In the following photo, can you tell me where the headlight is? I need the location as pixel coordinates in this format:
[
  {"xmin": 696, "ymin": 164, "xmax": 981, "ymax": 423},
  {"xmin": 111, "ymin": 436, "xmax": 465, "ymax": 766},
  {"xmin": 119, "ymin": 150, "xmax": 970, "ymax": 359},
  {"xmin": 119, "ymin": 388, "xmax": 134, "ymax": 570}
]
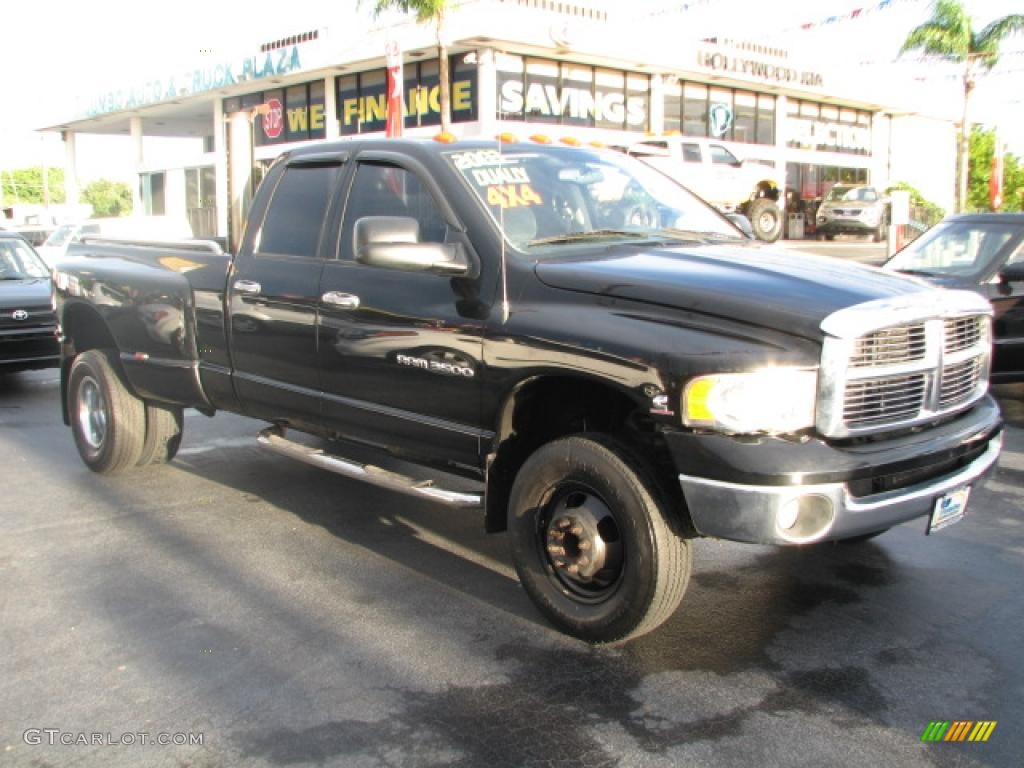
[{"xmin": 683, "ymin": 368, "xmax": 818, "ymax": 434}]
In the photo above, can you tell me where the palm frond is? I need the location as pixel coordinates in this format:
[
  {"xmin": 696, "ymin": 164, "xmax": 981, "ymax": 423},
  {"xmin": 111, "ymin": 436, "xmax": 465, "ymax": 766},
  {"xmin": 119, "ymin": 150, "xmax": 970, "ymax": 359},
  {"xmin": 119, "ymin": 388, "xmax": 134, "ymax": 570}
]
[
  {"xmin": 974, "ymin": 14, "xmax": 1024, "ymax": 68},
  {"xmin": 901, "ymin": 0, "xmax": 973, "ymax": 59}
]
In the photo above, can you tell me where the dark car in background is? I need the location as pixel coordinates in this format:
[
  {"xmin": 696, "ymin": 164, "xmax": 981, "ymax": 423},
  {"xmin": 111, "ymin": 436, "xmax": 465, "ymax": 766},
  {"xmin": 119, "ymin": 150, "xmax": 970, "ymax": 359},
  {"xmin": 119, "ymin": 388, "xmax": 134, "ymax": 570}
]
[
  {"xmin": 884, "ymin": 213, "xmax": 1024, "ymax": 383},
  {"xmin": 816, "ymin": 184, "xmax": 889, "ymax": 242},
  {"xmin": 0, "ymin": 232, "xmax": 59, "ymax": 373}
]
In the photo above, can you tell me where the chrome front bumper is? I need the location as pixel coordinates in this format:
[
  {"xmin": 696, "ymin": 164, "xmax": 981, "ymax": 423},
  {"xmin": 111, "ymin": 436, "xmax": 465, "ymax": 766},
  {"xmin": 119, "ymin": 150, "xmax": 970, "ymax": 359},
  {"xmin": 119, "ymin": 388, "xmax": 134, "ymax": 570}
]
[{"xmin": 679, "ymin": 431, "xmax": 1002, "ymax": 545}]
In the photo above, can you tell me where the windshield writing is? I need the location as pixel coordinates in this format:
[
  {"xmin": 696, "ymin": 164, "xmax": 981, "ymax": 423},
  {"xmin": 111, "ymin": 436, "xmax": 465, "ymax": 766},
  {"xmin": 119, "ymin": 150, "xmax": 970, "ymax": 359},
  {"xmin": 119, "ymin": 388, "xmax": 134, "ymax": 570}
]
[{"xmin": 447, "ymin": 145, "xmax": 740, "ymax": 252}]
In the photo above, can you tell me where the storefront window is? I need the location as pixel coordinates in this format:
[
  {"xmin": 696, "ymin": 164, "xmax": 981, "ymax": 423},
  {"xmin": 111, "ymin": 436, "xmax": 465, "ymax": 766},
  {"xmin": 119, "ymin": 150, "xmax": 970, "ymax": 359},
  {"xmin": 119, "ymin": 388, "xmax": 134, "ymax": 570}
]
[
  {"xmin": 526, "ymin": 59, "xmax": 561, "ymax": 124},
  {"xmin": 682, "ymin": 83, "xmax": 707, "ymax": 137},
  {"xmin": 663, "ymin": 80, "xmax": 681, "ymax": 133},
  {"xmin": 141, "ymin": 172, "xmax": 165, "ymax": 216},
  {"xmin": 756, "ymin": 95, "xmax": 775, "ymax": 145},
  {"xmin": 285, "ymin": 85, "xmax": 308, "ymax": 143},
  {"xmin": 733, "ymin": 91, "xmax": 756, "ymax": 143},
  {"xmin": 594, "ymin": 69, "xmax": 625, "ymax": 130},
  {"xmin": 185, "ymin": 167, "xmax": 218, "ymax": 237},
  {"xmin": 562, "ymin": 63, "xmax": 593, "ymax": 128},
  {"xmin": 708, "ymin": 87, "xmax": 732, "ymax": 139},
  {"xmin": 309, "ymin": 81, "xmax": 326, "ymax": 140}
]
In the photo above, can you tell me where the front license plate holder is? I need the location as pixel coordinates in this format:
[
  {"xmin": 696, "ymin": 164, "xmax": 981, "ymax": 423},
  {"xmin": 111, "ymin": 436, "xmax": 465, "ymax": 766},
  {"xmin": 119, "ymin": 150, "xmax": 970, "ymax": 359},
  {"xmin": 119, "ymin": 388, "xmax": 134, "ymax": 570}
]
[{"xmin": 928, "ymin": 486, "xmax": 970, "ymax": 534}]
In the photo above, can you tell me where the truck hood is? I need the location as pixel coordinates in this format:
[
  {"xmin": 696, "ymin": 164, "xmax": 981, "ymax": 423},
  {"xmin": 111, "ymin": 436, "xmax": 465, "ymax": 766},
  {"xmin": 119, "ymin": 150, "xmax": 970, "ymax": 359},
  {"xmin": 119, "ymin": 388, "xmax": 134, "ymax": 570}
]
[
  {"xmin": 0, "ymin": 278, "xmax": 51, "ymax": 310},
  {"xmin": 534, "ymin": 243, "xmax": 929, "ymax": 341}
]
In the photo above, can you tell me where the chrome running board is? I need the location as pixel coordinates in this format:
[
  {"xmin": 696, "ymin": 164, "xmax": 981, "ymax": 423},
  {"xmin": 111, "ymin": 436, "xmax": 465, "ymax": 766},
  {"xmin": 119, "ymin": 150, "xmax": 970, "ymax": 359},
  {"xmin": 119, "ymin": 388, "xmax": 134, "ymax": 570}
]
[{"xmin": 257, "ymin": 425, "xmax": 482, "ymax": 508}]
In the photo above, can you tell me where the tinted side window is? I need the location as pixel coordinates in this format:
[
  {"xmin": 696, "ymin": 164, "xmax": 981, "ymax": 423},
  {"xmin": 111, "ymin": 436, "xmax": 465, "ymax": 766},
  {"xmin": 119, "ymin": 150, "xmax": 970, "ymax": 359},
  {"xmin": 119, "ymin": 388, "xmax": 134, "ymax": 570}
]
[
  {"xmin": 682, "ymin": 143, "xmax": 702, "ymax": 163},
  {"xmin": 340, "ymin": 164, "xmax": 447, "ymax": 258},
  {"xmin": 258, "ymin": 164, "xmax": 340, "ymax": 258},
  {"xmin": 710, "ymin": 146, "xmax": 739, "ymax": 166}
]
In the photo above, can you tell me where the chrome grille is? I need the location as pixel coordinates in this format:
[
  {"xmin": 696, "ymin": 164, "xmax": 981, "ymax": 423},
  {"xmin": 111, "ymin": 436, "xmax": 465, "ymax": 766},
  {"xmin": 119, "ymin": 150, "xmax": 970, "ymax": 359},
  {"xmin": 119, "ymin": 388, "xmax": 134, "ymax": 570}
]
[
  {"xmin": 940, "ymin": 358, "xmax": 983, "ymax": 408},
  {"xmin": 944, "ymin": 316, "xmax": 983, "ymax": 354},
  {"xmin": 817, "ymin": 291, "xmax": 993, "ymax": 438},
  {"xmin": 844, "ymin": 374, "xmax": 927, "ymax": 427},
  {"xmin": 850, "ymin": 324, "xmax": 926, "ymax": 368}
]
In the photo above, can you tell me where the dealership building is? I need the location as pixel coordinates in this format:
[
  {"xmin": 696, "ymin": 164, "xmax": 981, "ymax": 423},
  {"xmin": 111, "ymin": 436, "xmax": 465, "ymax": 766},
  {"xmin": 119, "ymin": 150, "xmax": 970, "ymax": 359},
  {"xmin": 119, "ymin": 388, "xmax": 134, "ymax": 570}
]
[{"xmin": 44, "ymin": 0, "xmax": 958, "ymax": 246}]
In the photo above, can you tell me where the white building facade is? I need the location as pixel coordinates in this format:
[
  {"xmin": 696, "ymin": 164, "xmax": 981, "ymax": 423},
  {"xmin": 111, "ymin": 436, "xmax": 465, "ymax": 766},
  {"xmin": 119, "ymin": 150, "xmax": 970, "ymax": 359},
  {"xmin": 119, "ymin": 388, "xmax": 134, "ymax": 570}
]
[{"xmin": 45, "ymin": 0, "xmax": 957, "ymax": 246}]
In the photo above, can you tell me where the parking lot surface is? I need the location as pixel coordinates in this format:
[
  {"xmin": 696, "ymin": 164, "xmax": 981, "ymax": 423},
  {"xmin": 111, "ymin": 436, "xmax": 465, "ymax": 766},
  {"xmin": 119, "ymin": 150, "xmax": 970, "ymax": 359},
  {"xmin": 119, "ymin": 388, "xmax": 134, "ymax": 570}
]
[{"xmin": 2, "ymin": 370, "xmax": 1022, "ymax": 768}]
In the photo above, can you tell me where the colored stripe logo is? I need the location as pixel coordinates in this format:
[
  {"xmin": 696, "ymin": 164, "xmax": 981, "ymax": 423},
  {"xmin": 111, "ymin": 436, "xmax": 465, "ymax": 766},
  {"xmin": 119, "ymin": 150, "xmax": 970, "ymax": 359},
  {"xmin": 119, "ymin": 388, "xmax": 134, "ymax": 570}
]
[{"xmin": 921, "ymin": 721, "xmax": 996, "ymax": 742}]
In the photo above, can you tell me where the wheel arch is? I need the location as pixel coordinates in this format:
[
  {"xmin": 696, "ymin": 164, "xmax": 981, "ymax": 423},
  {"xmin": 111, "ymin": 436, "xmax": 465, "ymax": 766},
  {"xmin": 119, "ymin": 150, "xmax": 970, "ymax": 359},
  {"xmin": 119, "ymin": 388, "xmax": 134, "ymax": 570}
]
[
  {"xmin": 483, "ymin": 373, "xmax": 686, "ymax": 534},
  {"xmin": 60, "ymin": 302, "xmax": 129, "ymax": 425}
]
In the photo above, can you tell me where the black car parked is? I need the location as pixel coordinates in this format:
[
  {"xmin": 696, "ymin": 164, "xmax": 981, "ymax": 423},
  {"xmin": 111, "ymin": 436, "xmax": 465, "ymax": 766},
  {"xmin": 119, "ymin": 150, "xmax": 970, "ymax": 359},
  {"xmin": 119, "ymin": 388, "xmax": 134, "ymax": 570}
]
[
  {"xmin": 0, "ymin": 232, "xmax": 59, "ymax": 373},
  {"xmin": 884, "ymin": 213, "xmax": 1024, "ymax": 383}
]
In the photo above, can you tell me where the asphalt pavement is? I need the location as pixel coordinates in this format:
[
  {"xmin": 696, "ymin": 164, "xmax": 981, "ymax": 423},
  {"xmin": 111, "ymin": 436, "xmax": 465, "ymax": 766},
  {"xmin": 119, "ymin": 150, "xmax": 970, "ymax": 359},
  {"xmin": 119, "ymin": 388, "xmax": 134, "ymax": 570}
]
[{"xmin": 1, "ymin": 380, "xmax": 1022, "ymax": 765}]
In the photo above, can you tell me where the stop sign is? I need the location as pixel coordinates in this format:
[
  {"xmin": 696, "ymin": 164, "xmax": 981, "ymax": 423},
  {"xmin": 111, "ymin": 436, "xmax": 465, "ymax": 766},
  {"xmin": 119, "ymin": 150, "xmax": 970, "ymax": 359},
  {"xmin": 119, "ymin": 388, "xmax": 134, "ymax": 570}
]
[{"xmin": 263, "ymin": 98, "xmax": 284, "ymax": 139}]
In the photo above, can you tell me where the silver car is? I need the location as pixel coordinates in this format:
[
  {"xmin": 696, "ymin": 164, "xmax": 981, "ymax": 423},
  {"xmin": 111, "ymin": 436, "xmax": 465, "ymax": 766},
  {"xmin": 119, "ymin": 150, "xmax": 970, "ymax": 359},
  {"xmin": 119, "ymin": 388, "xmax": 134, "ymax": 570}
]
[{"xmin": 816, "ymin": 184, "xmax": 888, "ymax": 242}]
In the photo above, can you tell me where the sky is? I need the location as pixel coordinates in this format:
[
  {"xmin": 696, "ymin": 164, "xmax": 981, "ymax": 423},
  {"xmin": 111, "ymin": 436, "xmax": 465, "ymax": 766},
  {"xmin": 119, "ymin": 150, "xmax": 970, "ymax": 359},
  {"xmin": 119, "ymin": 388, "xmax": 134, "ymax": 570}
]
[{"xmin": 1, "ymin": 0, "xmax": 1022, "ymax": 186}]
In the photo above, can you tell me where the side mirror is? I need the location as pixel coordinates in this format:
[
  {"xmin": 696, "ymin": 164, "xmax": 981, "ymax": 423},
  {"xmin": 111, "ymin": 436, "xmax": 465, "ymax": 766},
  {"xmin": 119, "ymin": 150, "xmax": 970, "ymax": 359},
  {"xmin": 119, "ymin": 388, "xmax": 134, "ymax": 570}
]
[
  {"xmin": 999, "ymin": 261, "xmax": 1024, "ymax": 284},
  {"xmin": 725, "ymin": 212, "xmax": 755, "ymax": 239},
  {"xmin": 354, "ymin": 216, "xmax": 471, "ymax": 276}
]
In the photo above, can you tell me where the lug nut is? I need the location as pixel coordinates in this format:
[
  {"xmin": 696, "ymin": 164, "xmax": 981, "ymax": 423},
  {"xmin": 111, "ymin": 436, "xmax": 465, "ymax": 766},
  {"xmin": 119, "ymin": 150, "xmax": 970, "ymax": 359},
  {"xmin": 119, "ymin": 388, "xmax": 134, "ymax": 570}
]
[
  {"xmin": 547, "ymin": 545, "xmax": 565, "ymax": 556},
  {"xmin": 571, "ymin": 525, "xmax": 583, "ymax": 536},
  {"xmin": 578, "ymin": 540, "xmax": 591, "ymax": 551}
]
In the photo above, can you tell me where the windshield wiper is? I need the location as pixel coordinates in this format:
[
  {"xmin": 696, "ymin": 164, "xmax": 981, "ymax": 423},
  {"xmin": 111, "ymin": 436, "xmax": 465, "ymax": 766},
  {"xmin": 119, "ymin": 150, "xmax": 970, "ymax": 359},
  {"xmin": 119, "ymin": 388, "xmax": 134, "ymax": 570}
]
[
  {"xmin": 654, "ymin": 228, "xmax": 745, "ymax": 243},
  {"xmin": 527, "ymin": 229, "xmax": 658, "ymax": 246},
  {"xmin": 0, "ymin": 275, "xmax": 32, "ymax": 280}
]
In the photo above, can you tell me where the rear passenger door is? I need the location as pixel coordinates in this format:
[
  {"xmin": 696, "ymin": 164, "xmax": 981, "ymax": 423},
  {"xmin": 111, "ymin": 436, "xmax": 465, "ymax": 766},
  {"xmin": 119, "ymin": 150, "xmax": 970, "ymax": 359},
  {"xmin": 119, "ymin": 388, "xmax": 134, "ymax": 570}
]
[
  {"xmin": 228, "ymin": 157, "xmax": 344, "ymax": 425},
  {"xmin": 317, "ymin": 154, "xmax": 488, "ymax": 468}
]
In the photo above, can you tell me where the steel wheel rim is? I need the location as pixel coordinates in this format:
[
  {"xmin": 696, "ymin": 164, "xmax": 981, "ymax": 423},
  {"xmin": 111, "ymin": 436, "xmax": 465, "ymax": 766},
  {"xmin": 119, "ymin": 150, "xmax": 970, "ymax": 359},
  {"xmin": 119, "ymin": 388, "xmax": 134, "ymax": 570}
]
[
  {"xmin": 77, "ymin": 375, "xmax": 108, "ymax": 451},
  {"xmin": 758, "ymin": 210, "xmax": 776, "ymax": 231},
  {"xmin": 539, "ymin": 484, "xmax": 624, "ymax": 602}
]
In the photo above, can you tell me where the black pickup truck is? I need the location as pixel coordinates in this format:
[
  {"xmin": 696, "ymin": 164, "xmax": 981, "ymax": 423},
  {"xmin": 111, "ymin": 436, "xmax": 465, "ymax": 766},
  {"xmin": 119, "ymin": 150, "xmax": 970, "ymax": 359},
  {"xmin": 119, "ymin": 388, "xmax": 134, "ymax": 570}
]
[{"xmin": 53, "ymin": 138, "xmax": 1003, "ymax": 643}]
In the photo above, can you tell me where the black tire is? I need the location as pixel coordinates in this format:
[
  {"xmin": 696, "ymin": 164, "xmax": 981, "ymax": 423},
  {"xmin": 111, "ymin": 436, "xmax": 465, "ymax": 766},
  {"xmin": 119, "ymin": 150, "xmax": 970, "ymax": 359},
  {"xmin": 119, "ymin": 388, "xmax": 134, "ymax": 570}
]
[
  {"xmin": 137, "ymin": 401, "xmax": 184, "ymax": 466},
  {"xmin": 872, "ymin": 221, "xmax": 887, "ymax": 243},
  {"xmin": 825, "ymin": 233, "xmax": 836, "ymax": 241},
  {"xmin": 747, "ymin": 198, "xmax": 782, "ymax": 243},
  {"xmin": 507, "ymin": 435, "xmax": 692, "ymax": 643},
  {"xmin": 68, "ymin": 350, "xmax": 146, "ymax": 474}
]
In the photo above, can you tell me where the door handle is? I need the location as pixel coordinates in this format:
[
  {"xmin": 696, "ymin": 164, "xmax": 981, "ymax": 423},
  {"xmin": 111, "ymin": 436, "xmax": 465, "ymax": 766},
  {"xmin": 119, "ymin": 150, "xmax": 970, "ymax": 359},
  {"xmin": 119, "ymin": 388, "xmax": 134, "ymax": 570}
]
[
  {"xmin": 322, "ymin": 291, "xmax": 361, "ymax": 309},
  {"xmin": 233, "ymin": 279, "xmax": 262, "ymax": 296}
]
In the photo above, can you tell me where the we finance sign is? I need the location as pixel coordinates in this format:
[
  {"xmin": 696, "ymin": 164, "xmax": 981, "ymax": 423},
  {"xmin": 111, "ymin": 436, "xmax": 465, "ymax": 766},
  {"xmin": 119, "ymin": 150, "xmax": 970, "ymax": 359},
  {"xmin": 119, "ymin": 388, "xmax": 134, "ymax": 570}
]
[{"xmin": 86, "ymin": 47, "xmax": 303, "ymax": 117}]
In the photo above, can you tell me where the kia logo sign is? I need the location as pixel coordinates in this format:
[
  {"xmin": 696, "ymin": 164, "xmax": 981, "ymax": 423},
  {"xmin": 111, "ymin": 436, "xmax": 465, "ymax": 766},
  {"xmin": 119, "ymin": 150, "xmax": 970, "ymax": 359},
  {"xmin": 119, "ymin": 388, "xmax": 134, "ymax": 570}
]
[
  {"xmin": 12, "ymin": 310, "xmax": 29, "ymax": 321},
  {"xmin": 263, "ymin": 98, "xmax": 284, "ymax": 139}
]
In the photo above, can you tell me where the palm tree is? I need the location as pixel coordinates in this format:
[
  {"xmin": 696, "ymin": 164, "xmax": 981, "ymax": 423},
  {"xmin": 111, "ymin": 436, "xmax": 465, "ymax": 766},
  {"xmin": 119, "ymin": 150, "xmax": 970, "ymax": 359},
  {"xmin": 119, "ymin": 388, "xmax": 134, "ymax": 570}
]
[
  {"xmin": 900, "ymin": 0, "xmax": 1024, "ymax": 212},
  {"xmin": 371, "ymin": 0, "xmax": 454, "ymax": 134}
]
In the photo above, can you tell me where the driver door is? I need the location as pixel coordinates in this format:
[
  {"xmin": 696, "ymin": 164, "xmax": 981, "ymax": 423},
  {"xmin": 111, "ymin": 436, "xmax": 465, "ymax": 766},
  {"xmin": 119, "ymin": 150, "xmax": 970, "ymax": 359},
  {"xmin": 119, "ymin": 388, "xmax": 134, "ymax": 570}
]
[{"xmin": 316, "ymin": 156, "xmax": 489, "ymax": 467}]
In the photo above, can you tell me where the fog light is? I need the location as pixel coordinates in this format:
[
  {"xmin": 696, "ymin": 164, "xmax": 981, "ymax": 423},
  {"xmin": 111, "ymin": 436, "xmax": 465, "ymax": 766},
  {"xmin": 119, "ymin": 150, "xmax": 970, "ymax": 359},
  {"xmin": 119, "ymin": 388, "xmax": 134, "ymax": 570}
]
[
  {"xmin": 776, "ymin": 494, "xmax": 835, "ymax": 543},
  {"xmin": 778, "ymin": 499, "xmax": 800, "ymax": 530}
]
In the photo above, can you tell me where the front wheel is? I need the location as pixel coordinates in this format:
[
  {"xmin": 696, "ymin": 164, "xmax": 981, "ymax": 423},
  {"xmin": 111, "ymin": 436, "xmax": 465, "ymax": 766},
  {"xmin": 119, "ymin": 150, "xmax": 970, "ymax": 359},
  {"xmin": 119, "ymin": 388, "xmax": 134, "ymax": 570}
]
[
  {"xmin": 68, "ymin": 350, "xmax": 146, "ymax": 474},
  {"xmin": 747, "ymin": 198, "xmax": 782, "ymax": 243},
  {"xmin": 507, "ymin": 435, "xmax": 692, "ymax": 643}
]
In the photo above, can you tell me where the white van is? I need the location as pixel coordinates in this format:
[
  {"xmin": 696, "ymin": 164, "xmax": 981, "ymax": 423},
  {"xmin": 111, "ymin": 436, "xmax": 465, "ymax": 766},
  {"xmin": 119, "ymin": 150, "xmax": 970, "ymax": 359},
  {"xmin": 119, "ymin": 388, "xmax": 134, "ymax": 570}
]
[{"xmin": 37, "ymin": 216, "xmax": 193, "ymax": 267}]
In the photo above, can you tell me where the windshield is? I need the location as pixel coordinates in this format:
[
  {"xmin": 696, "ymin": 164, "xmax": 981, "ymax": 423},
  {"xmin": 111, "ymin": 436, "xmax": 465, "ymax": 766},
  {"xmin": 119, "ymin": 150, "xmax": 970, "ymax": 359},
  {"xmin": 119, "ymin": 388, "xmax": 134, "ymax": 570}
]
[
  {"xmin": 445, "ymin": 145, "xmax": 742, "ymax": 253},
  {"xmin": 0, "ymin": 238, "xmax": 49, "ymax": 279},
  {"xmin": 43, "ymin": 224, "xmax": 78, "ymax": 248},
  {"xmin": 885, "ymin": 220, "xmax": 1020, "ymax": 278},
  {"xmin": 825, "ymin": 185, "xmax": 875, "ymax": 203}
]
